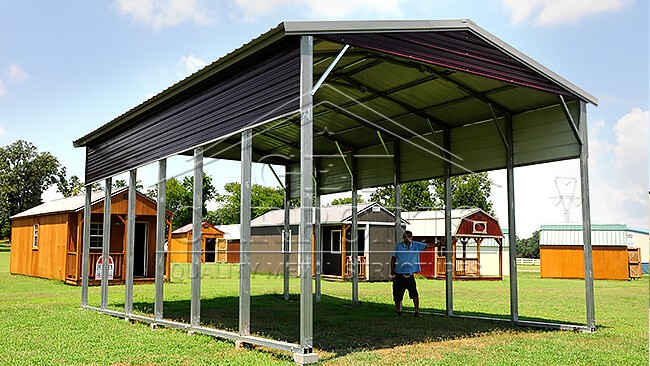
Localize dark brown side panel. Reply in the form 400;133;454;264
85;37;301;183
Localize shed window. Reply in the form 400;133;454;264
90;223;103;249
331;230;342;254
32;224;39;248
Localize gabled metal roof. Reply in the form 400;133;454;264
74;20;597;194
9;187;169;220
540;224;628;246
251;202;407;227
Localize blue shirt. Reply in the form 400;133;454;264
392;241;427;274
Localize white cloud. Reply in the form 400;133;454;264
501;0;632;26
4;63;30;84
0;79;7;96
233;0;405;22
0;125;7;136
114;0;211;30
612;108;649;185
177;54;207;77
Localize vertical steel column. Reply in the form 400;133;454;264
155;159;167;320
578;101;596;331
299;35;314;353
443;129;453;316
393;141;402;243
240;129;252;336
315;160;322;302
81;185;92;307
190;147;203;327
283;166;291;301
100;178;112;310
505;114;519;322
351;151;359;305
125;169;137;315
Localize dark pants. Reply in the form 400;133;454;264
392;273;418;302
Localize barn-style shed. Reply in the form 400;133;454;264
250;202;406;281
72;20;598;362
169;222;225;263
540;224;636;280
403;208;506;280
10;189;172;285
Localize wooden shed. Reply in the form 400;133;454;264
9;189;172;285
540;224;632;280
169;222;233;263
216;224;241;264
250;203;406;281
403;208;506;280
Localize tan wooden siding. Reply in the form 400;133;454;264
10;214;70;281
540;246;629;280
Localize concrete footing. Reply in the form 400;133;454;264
293;352;318;365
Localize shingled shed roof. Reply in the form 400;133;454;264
73;19;596;198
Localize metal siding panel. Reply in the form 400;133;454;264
85;37;301;183
450;120;506;174
399;131;445;182
513;101;580;166
356;144;394;189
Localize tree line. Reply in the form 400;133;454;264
0;140;511;241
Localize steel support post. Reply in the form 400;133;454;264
578;101;596;331
314;160;322;302
191;147;203;327
351;151;359;305
283;166;291;301
393;141;402;243
505;115;519;322
125;169;137;315
155;159;167;320
81;185;92;307
240;129;252;336
443;129;453;316
298;35;314;354
100;178;112;310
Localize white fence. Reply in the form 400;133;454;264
516;258;540;265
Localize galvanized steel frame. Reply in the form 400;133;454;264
81;185;91;306
240;129;252;336
191;148;203;327
506;114;519;322
125;169;137;315
155;159;166;320
100;178;112;310
578;101;596;331
76;24;600;364
299;35;314;353
443;129;453;316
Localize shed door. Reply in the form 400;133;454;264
134;223;148;277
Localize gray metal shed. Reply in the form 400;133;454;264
73;20;597;363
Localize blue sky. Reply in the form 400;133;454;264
0;0;647;237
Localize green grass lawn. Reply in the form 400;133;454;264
0;243;647;365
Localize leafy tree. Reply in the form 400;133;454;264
162;173;216;230
206;182;285;225
57;171;85;197
330;195;365;206
370;180;436;211
0;140;63;237
516;230;540;259
58;175;143;197
431;172;494;214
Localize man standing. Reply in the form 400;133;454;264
390;230;429;317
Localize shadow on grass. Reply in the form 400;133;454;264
130;293;550;358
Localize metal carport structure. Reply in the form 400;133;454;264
73;20;597;364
